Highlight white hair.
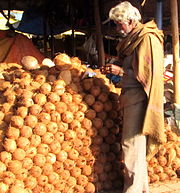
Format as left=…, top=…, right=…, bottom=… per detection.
left=109, top=1, right=141, bottom=23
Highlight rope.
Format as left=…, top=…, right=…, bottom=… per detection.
left=141, top=0, right=147, bottom=7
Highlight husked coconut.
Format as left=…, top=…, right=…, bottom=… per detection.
left=21, top=56, right=40, bottom=70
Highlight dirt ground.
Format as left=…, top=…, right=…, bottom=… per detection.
left=149, top=178, right=180, bottom=193
left=98, top=178, right=180, bottom=193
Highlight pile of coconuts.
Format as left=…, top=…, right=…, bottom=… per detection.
left=0, top=53, right=123, bottom=193
left=0, top=53, right=179, bottom=193
left=147, top=126, right=180, bottom=184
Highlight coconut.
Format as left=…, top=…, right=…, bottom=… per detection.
left=21, top=56, right=39, bottom=70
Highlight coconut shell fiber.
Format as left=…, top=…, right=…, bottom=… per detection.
left=0, top=30, right=44, bottom=64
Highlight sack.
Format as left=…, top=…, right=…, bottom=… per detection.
left=82, top=35, right=97, bottom=56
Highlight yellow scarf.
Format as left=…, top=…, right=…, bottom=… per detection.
left=117, top=20, right=166, bottom=158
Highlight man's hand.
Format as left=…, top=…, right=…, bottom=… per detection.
left=101, top=63, right=124, bottom=76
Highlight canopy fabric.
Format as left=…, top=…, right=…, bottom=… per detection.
left=15, top=8, right=70, bottom=35
left=0, top=30, right=44, bottom=64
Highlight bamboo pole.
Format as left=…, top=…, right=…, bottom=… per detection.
left=69, top=0, right=76, bottom=56
left=43, top=15, right=48, bottom=57
left=94, top=0, right=105, bottom=67
left=170, top=0, right=180, bottom=104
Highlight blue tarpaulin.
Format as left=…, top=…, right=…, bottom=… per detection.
left=16, top=8, right=70, bottom=35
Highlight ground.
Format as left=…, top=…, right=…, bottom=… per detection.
left=98, top=178, right=180, bottom=193
left=149, top=178, right=180, bottom=193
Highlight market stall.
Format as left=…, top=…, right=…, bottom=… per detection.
left=0, top=0, right=179, bottom=193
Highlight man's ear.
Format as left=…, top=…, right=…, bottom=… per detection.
left=129, top=20, right=133, bottom=25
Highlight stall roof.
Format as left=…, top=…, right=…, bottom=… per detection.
left=0, top=0, right=178, bottom=35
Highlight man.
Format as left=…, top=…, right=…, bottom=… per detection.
left=102, top=1, right=166, bottom=193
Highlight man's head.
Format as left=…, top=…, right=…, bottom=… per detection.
left=109, top=1, right=142, bottom=37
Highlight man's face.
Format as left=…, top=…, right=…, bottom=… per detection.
left=115, top=21, right=133, bottom=37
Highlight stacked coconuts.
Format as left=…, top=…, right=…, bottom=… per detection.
left=0, top=54, right=123, bottom=193
left=147, top=126, right=180, bottom=184
left=0, top=53, right=179, bottom=193
left=147, top=76, right=180, bottom=184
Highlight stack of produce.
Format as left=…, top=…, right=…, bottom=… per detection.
left=0, top=53, right=123, bottom=193
left=147, top=73, right=180, bottom=184
left=147, top=126, right=180, bottom=184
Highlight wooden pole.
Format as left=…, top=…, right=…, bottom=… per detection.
left=43, top=15, right=48, bottom=57
left=94, top=0, right=105, bottom=67
left=50, top=27, right=55, bottom=59
left=69, top=1, right=76, bottom=56
left=170, top=0, right=180, bottom=104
